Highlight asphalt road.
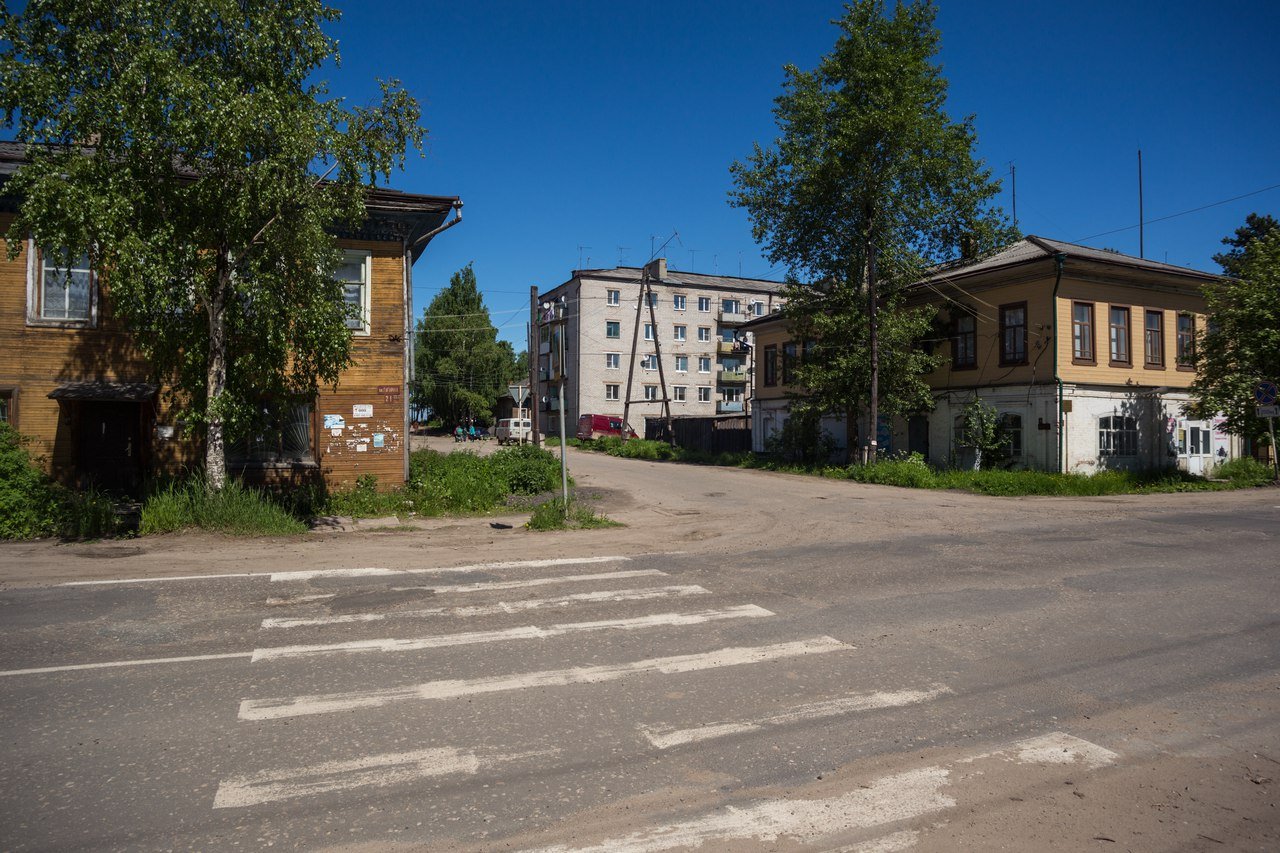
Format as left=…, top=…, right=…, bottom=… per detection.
left=1, top=455, right=1278, bottom=851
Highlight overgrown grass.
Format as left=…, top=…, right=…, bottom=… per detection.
left=526, top=497, right=621, bottom=531
left=139, top=477, right=308, bottom=536
left=0, top=423, right=120, bottom=540
left=1211, top=456, right=1275, bottom=485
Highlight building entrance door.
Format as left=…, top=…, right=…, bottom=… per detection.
left=1177, top=419, right=1214, bottom=475
left=76, top=401, right=145, bottom=493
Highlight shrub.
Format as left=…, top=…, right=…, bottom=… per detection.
left=324, top=473, right=414, bottom=518
left=0, top=423, right=119, bottom=539
left=490, top=444, right=561, bottom=495
left=409, top=450, right=508, bottom=514
left=1211, top=456, right=1274, bottom=485
left=140, top=477, right=307, bottom=536
left=845, top=453, right=938, bottom=488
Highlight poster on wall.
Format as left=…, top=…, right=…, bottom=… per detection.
left=352, top=404, right=373, bottom=419
left=373, top=433, right=385, bottom=448
left=323, top=414, right=345, bottom=430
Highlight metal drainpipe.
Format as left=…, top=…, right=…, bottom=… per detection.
left=1051, top=252, right=1066, bottom=473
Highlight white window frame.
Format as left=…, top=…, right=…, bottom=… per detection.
left=674, top=324, right=687, bottom=341
left=27, top=242, right=98, bottom=328
left=643, top=384, right=658, bottom=401
left=698, top=296, right=711, bottom=312
left=697, top=326, right=711, bottom=342
left=641, top=354, right=658, bottom=371
left=674, top=355, right=688, bottom=372
left=644, top=323, right=654, bottom=341
left=605, top=383, right=619, bottom=401
left=605, top=353, right=620, bottom=370
left=337, top=249, right=372, bottom=336
left=673, top=385, right=687, bottom=402
left=673, top=294, right=687, bottom=311
left=606, top=289, right=620, bottom=306
left=698, top=356, right=711, bottom=373
left=697, top=386, right=712, bottom=402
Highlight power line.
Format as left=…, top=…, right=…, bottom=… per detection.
left=1073, top=181, right=1280, bottom=244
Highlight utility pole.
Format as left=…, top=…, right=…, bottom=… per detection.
left=622, top=259, right=673, bottom=442
left=528, top=285, right=540, bottom=445
left=866, top=232, right=879, bottom=465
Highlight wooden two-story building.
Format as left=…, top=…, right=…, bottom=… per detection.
left=748, top=236, right=1239, bottom=474
left=0, top=142, right=461, bottom=493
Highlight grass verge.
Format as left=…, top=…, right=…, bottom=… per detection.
left=526, top=498, right=622, bottom=531
left=140, top=478, right=308, bottom=536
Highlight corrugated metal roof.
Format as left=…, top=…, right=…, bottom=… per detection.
left=925, top=235, right=1216, bottom=282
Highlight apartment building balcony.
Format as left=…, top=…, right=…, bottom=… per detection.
left=718, top=309, right=750, bottom=325
left=716, top=340, right=751, bottom=355
left=717, top=368, right=748, bottom=384
left=716, top=400, right=745, bottom=414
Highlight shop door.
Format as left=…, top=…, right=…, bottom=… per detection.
left=76, top=402, right=144, bottom=493
left=1177, top=419, right=1214, bottom=475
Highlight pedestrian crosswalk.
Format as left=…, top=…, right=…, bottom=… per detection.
left=210, top=553, right=1121, bottom=851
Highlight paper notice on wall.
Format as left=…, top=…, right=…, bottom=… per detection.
left=355, top=443, right=369, bottom=453
left=323, top=414, right=345, bottom=429
left=373, top=433, right=385, bottom=448
left=352, top=404, right=373, bottom=419
left=330, top=428, right=343, bottom=437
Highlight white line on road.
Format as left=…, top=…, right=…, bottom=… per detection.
left=251, top=606, right=774, bottom=662
left=212, top=746, right=547, bottom=808
left=261, top=584, right=711, bottom=629
left=61, top=555, right=636, bottom=586
left=529, top=732, right=1117, bottom=852
left=388, top=569, right=666, bottom=595
left=638, top=685, right=951, bottom=749
left=0, top=651, right=251, bottom=677
left=238, top=637, right=852, bottom=721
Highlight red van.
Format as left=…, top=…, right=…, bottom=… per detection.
left=577, top=414, right=638, bottom=441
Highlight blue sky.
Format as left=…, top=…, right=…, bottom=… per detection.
left=327, top=1, right=1280, bottom=347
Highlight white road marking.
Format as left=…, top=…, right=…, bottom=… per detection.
left=638, top=685, right=950, bottom=749
left=238, top=637, right=852, bottom=721
left=530, top=731, right=1117, bottom=852
left=266, top=593, right=339, bottom=607
left=388, top=568, right=665, bottom=595
left=261, top=585, right=711, bottom=629
left=531, top=766, right=954, bottom=853
left=60, top=555, right=636, bottom=587
left=252, top=606, right=774, bottom=662
left=214, top=746, right=496, bottom=808
left=0, top=652, right=251, bottom=677
left=269, top=556, right=630, bottom=583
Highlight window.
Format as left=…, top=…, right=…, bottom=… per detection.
left=641, top=354, right=658, bottom=371
left=605, top=353, right=620, bottom=369
left=722, top=298, right=740, bottom=314
left=228, top=399, right=313, bottom=464
left=605, top=384, right=619, bottom=401
left=720, top=328, right=737, bottom=343
left=644, top=323, right=654, bottom=341
left=673, top=386, right=687, bottom=402
left=607, top=289, right=620, bottom=307
left=674, top=324, right=687, bottom=341
left=647, top=292, right=657, bottom=308
left=782, top=342, right=798, bottom=384
left=952, top=314, right=976, bottom=368
left=752, top=301, right=765, bottom=316
left=673, top=294, right=687, bottom=310
left=1177, top=313, right=1196, bottom=367
left=697, top=386, right=712, bottom=402
left=698, top=356, right=711, bottom=373
left=722, top=386, right=744, bottom=403
left=698, top=296, right=711, bottom=312
left=0, top=390, right=12, bottom=424
left=31, top=247, right=95, bottom=324
left=697, top=326, right=711, bottom=342
left=335, top=251, right=371, bottom=333
left=675, top=355, right=688, bottom=372
left=763, top=344, right=778, bottom=386
left=1108, top=306, right=1130, bottom=365
left=1144, top=310, right=1164, bottom=367
left=643, top=385, right=658, bottom=401
left=999, top=412, right=1023, bottom=457
left=999, top=303, right=1027, bottom=365
left=1071, top=302, right=1094, bottom=362
left=1099, top=414, right=1138, bottom=457
left=606, top=321, right=620, bottom=339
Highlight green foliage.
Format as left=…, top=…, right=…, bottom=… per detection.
left=0, top=423, right=118, bottom=539
left=764, top=409, right=837, bottom=464
left=324, top=474, right=414, bottom=518
left=408, top=450, right=509, bottom=514
left=488, top=444, right=561, bottom=495
left=526, top=498, right=621, bottom=531
left=1212, top=213, right=1277, bottom=277
left=957, top=398, right=1010, bottom=470
left=414, top=264, right=523, bottom=427
left=1211, top=456, right=1274, bottom=485
left=844, top=452, right=937, bottom=488
left=139, top=478, right=307, bottom=536
left=1187, top=230, right=1280, bottom=440
left=1, top=1, right=425, bottom=487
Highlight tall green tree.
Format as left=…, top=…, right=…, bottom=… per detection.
left=729, top=0, right=1014, bottom=460
left=414, top=264, right=517, bottom=427
left=1212, top=212, right=1277, bottom=278
left=0, top=1, right=424, bottom=489
left=1187, top=229, right=1280, bottom=448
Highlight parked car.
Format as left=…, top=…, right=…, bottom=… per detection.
left=576, top=413, right=638, bottom=441
left=495, top=418, right=532, bottom=445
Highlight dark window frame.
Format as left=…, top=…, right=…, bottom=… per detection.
left=952, top=313, right=977, bottom=369
left=1071, top=301, right=1095, bottom=364
left=1108, top=305, right=1131, bottom=366
left=763, top=344, right=778, bottom=386
left=1176, top=313, right=1196, bottom=370
left=999, top=302, right=1028, bottom=366
left=1144, top=309, right=1165, bottom=368
left=781, top=341, right=798, bottom=385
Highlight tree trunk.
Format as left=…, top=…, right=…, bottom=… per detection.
left=205, top=254, right=230, bottom=492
